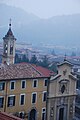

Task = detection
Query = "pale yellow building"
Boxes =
[0,63,50,120]
[46,60,77,120]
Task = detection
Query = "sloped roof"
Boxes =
[6,28,13,36]
[0,63,52,80]
[0,63,44,80]
[3,27,16,40]
[57,60,73,67]
[0,111,21,120]
[31,64,54,77]
[50,74,61,81]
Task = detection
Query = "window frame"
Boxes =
[31,92,37,104]
[7,95,15,107]
[10,45,13,55]
[44,79,48,87]
[21,80,26,89]
[0,82,5,91]
[32,79,38,88]
[42,107,46,120]
[10,81,15,90]
[20,94,25,106]
[0,96,4,108]
[42,91,47,102]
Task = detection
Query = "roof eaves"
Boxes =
[50,74,61,81]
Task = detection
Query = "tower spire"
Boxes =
[64,53,67,61]
[9,18,11,29]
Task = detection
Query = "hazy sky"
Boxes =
[0,0,80,18]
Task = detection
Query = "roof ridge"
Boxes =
[30,64,44,77]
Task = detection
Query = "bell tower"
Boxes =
[2,19,16,64]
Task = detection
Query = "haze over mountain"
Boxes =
[0,3,80,51]
[0,3,39,38]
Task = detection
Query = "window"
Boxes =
[19,111,24,119]
[21,80,26,89]
[10,45,13,55]
[0,82,5,91]
[33,79,38,88]
[20,94,25,105]
[4,44,7,54]
[0,97,4,108]
[44,79,48,86]
[32,92,37,104]
[42,108,46,120]
[42,91,47,102]
[10,81,15,90]
[59,79,69,94]
[8,95,15,107]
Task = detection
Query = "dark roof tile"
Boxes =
[0,111,22,120]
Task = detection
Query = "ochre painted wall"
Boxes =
[0,77,47,120]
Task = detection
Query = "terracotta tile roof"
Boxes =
[0,63,43,80]
[0,63,54,80]
[0,111,22,120]
[31,64,54,77]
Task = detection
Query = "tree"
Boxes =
[15,54,21,63]
[41,55,49,68]
[49,62,57,73]
[21,54,29,63]
[30,55,37,64]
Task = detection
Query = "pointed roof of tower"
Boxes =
[6,19,13,36]
[57,54,73,67]
[3,19,16,40]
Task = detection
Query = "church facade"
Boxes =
[46,61,77,120]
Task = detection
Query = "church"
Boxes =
[46,60,77,120]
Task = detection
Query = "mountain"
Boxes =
[0,3,80,51]
[0,3,39,39]
[16,14,80,48]
[0,3,39,25]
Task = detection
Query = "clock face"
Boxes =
[61,84,65,94]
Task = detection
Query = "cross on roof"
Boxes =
[9,18,12,28]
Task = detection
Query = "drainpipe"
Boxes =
[4,80,8,112]
[46,77,50,120]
